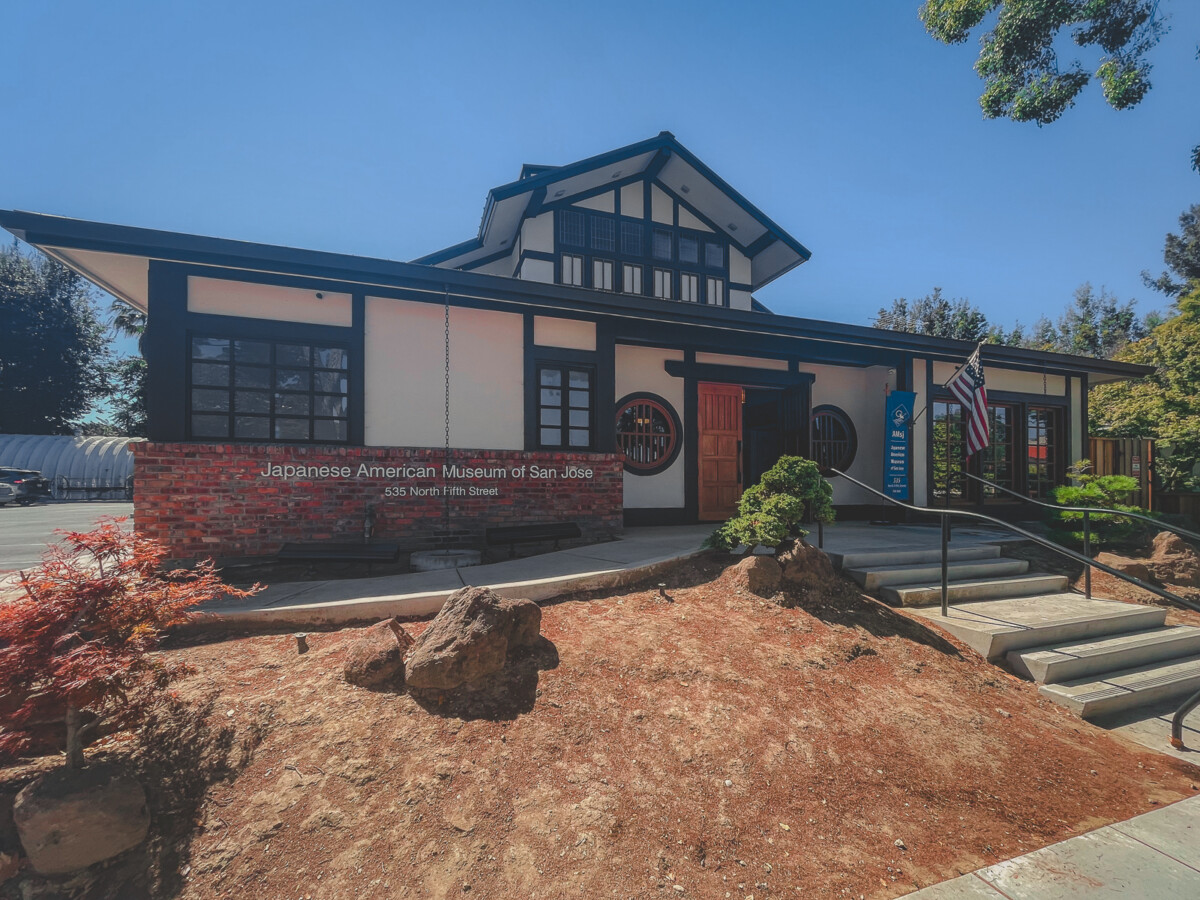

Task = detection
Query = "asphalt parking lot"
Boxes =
[0,501,133,573]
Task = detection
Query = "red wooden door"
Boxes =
[698,383,743,521]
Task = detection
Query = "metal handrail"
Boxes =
[952,469,1200,544]
[827,467,1200,750]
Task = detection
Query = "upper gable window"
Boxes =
[652,228,673,261]
[620,221,643,256]
[679,235,699,265]
[560,253,583,286]
[705,242,724,269]
[558,210,585,247]
[591,216,616,252]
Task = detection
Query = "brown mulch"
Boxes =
[3,553,1199,899]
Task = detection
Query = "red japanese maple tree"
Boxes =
[0,519,258,768]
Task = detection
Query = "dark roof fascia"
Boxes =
[0,210,1151,381]
[412,132,813,275]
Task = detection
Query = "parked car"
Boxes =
[0,469,52,505]
[0,482,15,506]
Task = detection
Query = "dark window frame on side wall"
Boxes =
[534,361,596,451]
[187,333,352,444]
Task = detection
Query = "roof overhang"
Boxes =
[0,209,1152,385]
[412,132,813,291]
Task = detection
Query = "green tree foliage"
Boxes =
[1049,458,1155,549]
[1142,203,1200,311]
[873,287,992,341]
[1026,283,1147,356]
[0,243,111,434]
[1089,310,1200,490]
[920,0,1167,125]
[107,300,148,437]
[706,457,835,551]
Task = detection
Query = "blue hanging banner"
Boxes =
[883,390,916,501]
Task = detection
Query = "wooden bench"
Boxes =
[485,522,581,558]
[276,542,400,563]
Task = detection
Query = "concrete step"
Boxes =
[907,594,1168,660]
[846,557,1029,590]
[1039,653,1200,719]
[880,572,1069,607]
[1009,625,1200,683]
[828,544,1001,570]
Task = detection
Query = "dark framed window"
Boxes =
[537,364,594,449]
[678,234,699,265]
[1027,406,1062,500]
[622,263,642,295]
[590,215,616,252]
[652,228,673,260]
[811,405,857,471]
[558,209,585,247]
[705,242,724,269]
[560,253,583,286]
[620,221,643,256]
[979,404,1017,498]
[706,276,725,307]
[932,400,966,504]
[653,268,673,300]
[679,272,699,303]
[615,393,681,475]
[592,258,614,291]
[189,335,350,443]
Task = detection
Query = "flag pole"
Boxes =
[942,342,984,388]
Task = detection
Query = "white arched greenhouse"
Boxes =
[0,435,144,500]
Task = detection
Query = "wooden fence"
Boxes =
[1088,437,1154,509]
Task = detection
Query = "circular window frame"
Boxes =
[614,392,683,476]
[811,404,858,472]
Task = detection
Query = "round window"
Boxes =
[614,393,682,476]
[811,405,857,472]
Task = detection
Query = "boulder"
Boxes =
[1094,552,1155,585]
[344,618,415,689]
[729,555,782,597]
[405,586,542,692]
[777,540,840,591]
[13,764,149,875]
[1147,531,1200,587]
[0,849,18,883]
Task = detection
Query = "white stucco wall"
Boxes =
[809,362,892,506]
[519,257,555,284]
[521,212,554,254]
[364,298,524,450]
[729,247,751,285]
[573,191,615,213]
[651,184,673,224]
[695,352,787,371]
[616,345,686,509]
[534,316,596,351]
[677,206,712,232]
[187,276,352,326]
[620,182,643,217]
[932,361,1066,396]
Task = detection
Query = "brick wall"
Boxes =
[132,443,624,561]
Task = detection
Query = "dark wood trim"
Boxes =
[349,294,366,445]
[664,360,816,387]
[682,349,698,522]
[145,261,188,442]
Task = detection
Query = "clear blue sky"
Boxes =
[4,0,1198,340]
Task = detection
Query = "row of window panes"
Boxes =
[537,365,592,449]
[191,337,348,370]
[558,210,726,270]
[191,415,348,442]
[560,253,726,305]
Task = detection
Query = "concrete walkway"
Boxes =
[200,520,1009,629]
[906,795,1200,898]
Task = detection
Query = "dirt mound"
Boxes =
[3,554,1197,900]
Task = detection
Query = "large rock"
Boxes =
[13,764,149,875]
[1147,531,1200,587]
[405,586,541,692]
[777,539,840,591]
[1095,552,1155,585]
[728,555,782,597]
[344,618,415,689]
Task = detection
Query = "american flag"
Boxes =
[946,345,990,456]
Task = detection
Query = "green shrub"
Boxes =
[706,456,835,551]
[1049,459,1158,552]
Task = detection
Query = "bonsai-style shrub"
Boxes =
[0,519,258,768]
[707,456,835,551]
[1049,459,1158,552]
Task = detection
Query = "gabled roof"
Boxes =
[413,132,813,291]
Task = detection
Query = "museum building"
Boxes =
[0,133,1151,561]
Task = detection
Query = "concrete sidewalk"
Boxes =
[907,796,1200,897]
[200,524,715,627]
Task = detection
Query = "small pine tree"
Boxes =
[706,456,835,551]
[0,520,259,767]
[1049,459,1157,552]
